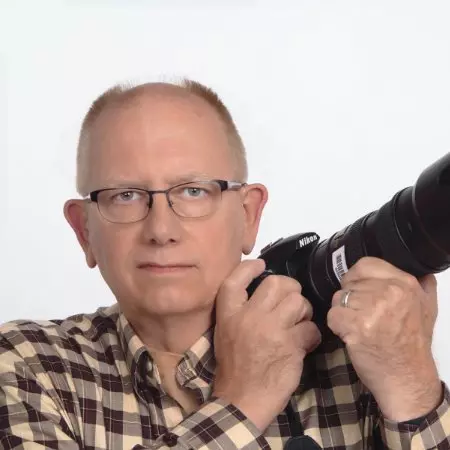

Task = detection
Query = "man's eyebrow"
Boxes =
[105,182,149,189]
[101,173,213,189]
[167,172,212,185]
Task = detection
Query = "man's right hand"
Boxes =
[212,259,322,432]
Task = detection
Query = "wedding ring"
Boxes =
[340,290,352,308]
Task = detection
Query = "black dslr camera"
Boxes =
[247,152,450,326]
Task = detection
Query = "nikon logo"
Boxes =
[298,235,318,247]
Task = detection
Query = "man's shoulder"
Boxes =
[0,304,121,362]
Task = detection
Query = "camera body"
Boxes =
[246,232,328,325]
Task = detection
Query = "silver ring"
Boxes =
[340,290,352,308]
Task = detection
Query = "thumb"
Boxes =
[215,258,266,321]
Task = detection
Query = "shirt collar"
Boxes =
[116,307,151,391]
[176,326,216,402]
[116,305,216,400]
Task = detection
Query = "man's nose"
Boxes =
[142,193,181,245]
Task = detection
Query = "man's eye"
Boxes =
[112,191,142,202]
[183,187,207,197]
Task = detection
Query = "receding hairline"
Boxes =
[76,79,248,196]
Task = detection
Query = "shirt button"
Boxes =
[162,432,178,447]
[181,365,194,378]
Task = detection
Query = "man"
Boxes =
[0,79,449,450]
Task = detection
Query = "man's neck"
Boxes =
[126,306,214,355]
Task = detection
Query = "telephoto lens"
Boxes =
[307,152,450,313]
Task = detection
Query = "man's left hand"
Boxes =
[327,256,443,422]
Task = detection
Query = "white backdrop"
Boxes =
[2,1,450,384]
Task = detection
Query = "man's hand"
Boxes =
[327,256,442,422]
[212,259,322,432]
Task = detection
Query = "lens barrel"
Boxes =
[307,153,450,311]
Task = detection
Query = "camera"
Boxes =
[247,152,450,326]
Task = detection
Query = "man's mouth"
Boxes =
[137,263,194,274]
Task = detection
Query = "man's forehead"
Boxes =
[88,91,228,153]
[86,121,235,191]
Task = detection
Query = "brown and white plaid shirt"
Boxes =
[1,303,449,449]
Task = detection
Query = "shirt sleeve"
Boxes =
[0,337,80,450]
[148,397,270,449]
[376,381,450,450]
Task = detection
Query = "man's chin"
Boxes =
[137,286,213,316]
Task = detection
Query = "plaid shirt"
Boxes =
[1,303,449,450]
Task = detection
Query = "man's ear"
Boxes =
[63,199,97,268]
[240,183,269,255]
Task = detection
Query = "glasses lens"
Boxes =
[97,189,150,223]
[169,181,221,217]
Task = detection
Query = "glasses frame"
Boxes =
[84,179,247,223]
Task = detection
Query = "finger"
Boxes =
[291,321,322,354]
[342,256,420,289]
[331,281,381,311]
[215,258,266,320]
[253,275,302,311]
[327,305,359,343]
[274,293,313,328]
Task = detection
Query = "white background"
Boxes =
[1,1,450,383]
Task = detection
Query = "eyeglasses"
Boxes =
[85,179,246,223]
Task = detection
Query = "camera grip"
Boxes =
[246,269,275,297]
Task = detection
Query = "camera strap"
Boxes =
[284,402,322,450]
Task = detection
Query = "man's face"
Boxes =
[71,90,266,319]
